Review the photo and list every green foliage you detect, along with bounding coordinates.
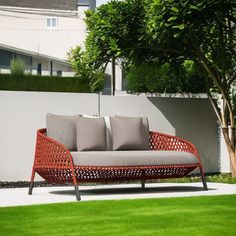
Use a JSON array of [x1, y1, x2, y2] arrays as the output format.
[[78, 0, 236, 172], [10, 58, 26, 77], [69, 0, 146, 91], [0, 74, 90, 93], [154, 173, 236, 184], [145, 0, 236, 73], [143, 0, 236, 113], [143, 0, 236, 170], [126, 60, 206, 93], [68, 46, 104, 92], [84, 0, 145, 67], [71, 0, 235, 97]]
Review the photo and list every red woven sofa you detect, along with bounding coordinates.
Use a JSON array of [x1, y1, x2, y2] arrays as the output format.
[[29, 128, 208, 201]]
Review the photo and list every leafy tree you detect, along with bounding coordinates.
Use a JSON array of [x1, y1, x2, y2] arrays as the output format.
[[126, 60, 207, 93], [71, 0, 236, 175], [144, 0, 236, 176], [69, 0, 147, 93], [84, 0, 146, 69], [68, 46, 104, 92]]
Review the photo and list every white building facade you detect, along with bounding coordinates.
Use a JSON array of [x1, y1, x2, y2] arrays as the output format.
[[0, 0, 94, 76], [0, 0, 123, 93]]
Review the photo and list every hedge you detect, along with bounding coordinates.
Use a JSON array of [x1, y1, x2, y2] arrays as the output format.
[[0, 74, 91, 93]]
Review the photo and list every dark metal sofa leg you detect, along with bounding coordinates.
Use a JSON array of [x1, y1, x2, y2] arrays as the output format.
[[74, 184, 81, 201], [201, 175, 208, 191], [200, 166, 208, 191], [28, 169, 35, 195], [141, 180, 145, 190]]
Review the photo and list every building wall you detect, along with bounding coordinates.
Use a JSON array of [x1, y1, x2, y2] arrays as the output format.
[[31, 57, 49, 75], [0, 49, 74, 76], [0, 0, 77, 11], [0, 4, 125, 81], [0, 8, 87, 60], [104, 62, 123, 94], [0, 91, 98, 181], [0, 91, 224, 181], [52, 61, 74, 77], [31, 57, 74, 76]]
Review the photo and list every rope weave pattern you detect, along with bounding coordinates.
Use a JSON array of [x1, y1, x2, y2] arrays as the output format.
[[33, 129, 201, 184]]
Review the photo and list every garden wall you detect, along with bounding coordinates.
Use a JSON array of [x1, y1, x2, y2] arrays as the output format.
[[0, 91, 228, 181]]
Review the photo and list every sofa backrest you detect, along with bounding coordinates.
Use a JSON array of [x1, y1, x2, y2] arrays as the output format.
[[46, 113, 150, 151], [46, 113, 78, 151]]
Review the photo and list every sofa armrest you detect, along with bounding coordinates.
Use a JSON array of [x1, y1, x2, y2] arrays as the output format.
[[149, 131, 200, 161], [33, 128, 74, 169]]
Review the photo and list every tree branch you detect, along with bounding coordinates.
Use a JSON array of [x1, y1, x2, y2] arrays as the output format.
[[228, 70, 236, 85], [102, 59, 110, 73], [222, 127, 233, 151], [137, 45, 190, 57], [218, 21, 226, 77], [227, 14, 236, 25], [193, 45, 235, 131], [207, 91, 222, 124]]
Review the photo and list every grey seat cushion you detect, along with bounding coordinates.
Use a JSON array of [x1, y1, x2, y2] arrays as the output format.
[[71, 150, 199, 167]]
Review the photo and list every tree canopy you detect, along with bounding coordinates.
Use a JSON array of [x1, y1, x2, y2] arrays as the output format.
[[69, 0, 236, 175]]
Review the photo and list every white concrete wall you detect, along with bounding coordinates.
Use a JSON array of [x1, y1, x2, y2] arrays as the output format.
[[0, 91, 98, 181], [105, 62, 123, 92], [220, 126, 231, 173], [0, 8, 87, 60], [100, 95, 221, 174], [0, 91, 225, 181]]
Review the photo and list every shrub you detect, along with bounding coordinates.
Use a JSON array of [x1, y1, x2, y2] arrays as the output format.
[[68, 46, 104, 92], [0, 74, 90, 93], [10, 59, 26, 77]]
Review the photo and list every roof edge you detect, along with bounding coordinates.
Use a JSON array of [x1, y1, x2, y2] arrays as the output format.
[[0, 43, 71, 65]]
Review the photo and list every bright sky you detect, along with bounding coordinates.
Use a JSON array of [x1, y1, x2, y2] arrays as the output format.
[[96, 0, 110, 7]]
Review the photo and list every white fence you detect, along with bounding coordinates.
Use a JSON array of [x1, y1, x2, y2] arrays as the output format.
[[0, 91, 229, 181]]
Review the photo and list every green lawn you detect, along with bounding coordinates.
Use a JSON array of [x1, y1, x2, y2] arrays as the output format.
[[0, 195, 236, 236]]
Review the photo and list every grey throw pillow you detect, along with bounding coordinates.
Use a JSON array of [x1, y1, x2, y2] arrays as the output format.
[[115, 115, 149, 148], [46, 113, 78, 151], [76, 117, 107, 151], [82, 115, 112, 151], [110, 116, 149, 150]]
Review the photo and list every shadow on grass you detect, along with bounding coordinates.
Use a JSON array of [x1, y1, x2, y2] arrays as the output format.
[[50, 185, 214, 196]]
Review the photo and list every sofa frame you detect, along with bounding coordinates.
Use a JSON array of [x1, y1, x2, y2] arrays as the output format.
[[29, 128, 208, 201]]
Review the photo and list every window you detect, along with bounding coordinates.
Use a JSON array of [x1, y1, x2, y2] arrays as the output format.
[[15, 53, 32, 69], [47, 17, 57, 28], [37, 63, 42, 75], [56, 70, 62, 77], [77, 0, 96, 10], [0, 49, 13, 68]]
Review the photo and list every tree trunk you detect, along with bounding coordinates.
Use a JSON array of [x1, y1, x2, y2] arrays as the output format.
[[227, 148, 236, 177], [222, 128, 236, 177]]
